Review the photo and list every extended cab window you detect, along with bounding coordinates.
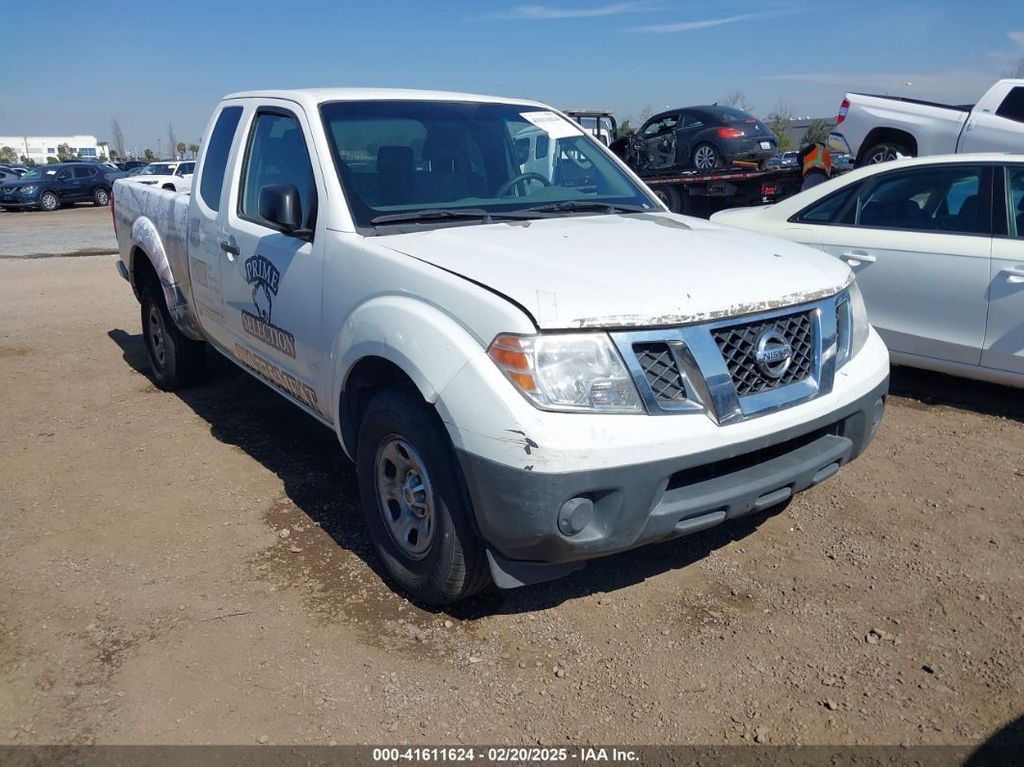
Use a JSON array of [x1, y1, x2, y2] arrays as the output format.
[[996, 87, 1024, 123], [241, 111, 317, 231], [198, 105, 242, 212], [850, 165, 988, 235]]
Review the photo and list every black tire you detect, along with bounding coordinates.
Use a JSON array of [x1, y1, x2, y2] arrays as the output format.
[[39, 191, 59, 211], [139, 282, 205, 390], [93, 187, 110, 206], [691, 142, 721, 171], [652, 184, 682, 213], [859, 141, 912, 167], [356, 387, 491, 605]]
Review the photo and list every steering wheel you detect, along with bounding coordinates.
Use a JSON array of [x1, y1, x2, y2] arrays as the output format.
[[496, 172, 551, 197]]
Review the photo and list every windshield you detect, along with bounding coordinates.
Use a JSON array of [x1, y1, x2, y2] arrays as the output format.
[[140, 164, 172, 175], [320, 100, 656, 231], [20, 168, 55, 181]]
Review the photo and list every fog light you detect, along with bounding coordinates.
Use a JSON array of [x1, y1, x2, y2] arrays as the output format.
[[557, 497, 594, 536]]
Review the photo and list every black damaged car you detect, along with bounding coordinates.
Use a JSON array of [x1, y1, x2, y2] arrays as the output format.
[[613, 105, 778, 174]]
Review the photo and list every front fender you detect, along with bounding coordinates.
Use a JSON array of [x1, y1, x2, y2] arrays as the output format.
[[331, 295, 487, 447]]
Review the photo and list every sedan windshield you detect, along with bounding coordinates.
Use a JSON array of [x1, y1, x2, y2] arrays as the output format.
[[320, 100, 657, 230], [140, 164, 172, 175]]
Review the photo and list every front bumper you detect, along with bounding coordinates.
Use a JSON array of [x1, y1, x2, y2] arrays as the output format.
[[0, 198, 39, 209], [459, 375, 887, 587]]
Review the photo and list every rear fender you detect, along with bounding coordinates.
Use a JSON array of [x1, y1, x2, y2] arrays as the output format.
[[129, 216, 204, 341]]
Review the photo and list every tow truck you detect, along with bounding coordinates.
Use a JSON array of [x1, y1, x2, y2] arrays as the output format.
[[567, 109, 802, 217]]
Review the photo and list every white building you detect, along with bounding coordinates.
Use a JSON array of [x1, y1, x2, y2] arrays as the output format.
[[0, 135, 109, 165]]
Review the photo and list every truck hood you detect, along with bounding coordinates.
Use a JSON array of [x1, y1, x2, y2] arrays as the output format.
[[375, 212, 852, 329]]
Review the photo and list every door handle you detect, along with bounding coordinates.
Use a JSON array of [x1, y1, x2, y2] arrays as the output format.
[[839, 251, 876, 265], [1001, 266, 1024, 283], [219, 240, 239, 256]]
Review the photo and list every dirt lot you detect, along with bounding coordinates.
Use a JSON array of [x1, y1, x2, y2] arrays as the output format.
[[0, 206, 117, 258], [0, 247, 1022, 748]]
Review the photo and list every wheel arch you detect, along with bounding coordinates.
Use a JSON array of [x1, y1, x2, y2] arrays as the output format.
[[332, 295, 488, 458], [856, 128, 918, 165]]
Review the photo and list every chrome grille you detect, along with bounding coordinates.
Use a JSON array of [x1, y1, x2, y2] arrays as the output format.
[[712, 311, 815, 397], [634, 343, 687, 404]]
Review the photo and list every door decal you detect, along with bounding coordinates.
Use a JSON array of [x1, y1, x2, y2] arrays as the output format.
[[243, 254, 280, 323], [239, 253, 296, 357]]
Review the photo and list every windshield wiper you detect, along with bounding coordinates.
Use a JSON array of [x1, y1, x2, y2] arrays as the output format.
[[505, 201, 651, 217], [370, 208, 492, 225]]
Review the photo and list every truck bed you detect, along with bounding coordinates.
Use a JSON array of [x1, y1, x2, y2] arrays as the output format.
[[849, 93, 973, 113]]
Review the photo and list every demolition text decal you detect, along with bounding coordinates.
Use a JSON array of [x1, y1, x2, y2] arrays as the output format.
[[244, 255, 280, 323], [233, 344, 323, 416]]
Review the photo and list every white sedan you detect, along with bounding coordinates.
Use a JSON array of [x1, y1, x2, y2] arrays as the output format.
[[712, 153, 1024, 387], [118, 160, 195, 192]]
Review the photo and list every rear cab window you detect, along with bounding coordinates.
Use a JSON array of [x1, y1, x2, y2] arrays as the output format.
[[198, 105, 243, 212]]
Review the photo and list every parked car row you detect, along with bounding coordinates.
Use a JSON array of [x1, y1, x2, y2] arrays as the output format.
[[0, 159, 196, 211], [0, 162, 125, 211]]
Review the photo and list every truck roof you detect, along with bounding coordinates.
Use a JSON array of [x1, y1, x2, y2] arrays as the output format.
[[223, 87, 547, 108]]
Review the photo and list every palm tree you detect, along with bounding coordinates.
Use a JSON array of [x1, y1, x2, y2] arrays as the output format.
[[188, 143, 200, 159]]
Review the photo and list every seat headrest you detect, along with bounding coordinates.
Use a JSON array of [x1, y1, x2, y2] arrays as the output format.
[[377, 145, 414, 175], [423, 125, 468, 165]]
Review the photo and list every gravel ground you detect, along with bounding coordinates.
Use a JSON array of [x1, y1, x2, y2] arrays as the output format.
[[0, 254, 1021, 748], [0, 206, 117, 258]]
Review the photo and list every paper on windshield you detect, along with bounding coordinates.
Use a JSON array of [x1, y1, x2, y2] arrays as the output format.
[[520, 111, 583, 140]]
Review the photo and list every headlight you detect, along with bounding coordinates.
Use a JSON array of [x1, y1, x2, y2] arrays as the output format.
[[835, 280, 869, 368], [18, 185, 38, 195], [488, 333, 643, 413]]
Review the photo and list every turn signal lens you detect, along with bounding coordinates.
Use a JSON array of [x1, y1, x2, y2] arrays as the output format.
[[487, 333, 642, 413]]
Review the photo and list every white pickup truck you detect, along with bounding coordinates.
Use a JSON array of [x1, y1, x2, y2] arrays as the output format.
[[830, 79, 1024, 166], [112, 88, 889, 604]]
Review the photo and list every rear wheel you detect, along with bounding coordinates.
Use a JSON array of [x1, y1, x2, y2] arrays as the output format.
[[860, 141, 911, 166], [140, 283, 205, 390], [691, 142, 721, 171], [39, 191, 58, 211], [93, 187, 109, 206], [356, 387, 491, 605]]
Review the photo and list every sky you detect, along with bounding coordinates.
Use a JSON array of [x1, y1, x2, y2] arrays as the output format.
[[1, 0, 1022, 156]]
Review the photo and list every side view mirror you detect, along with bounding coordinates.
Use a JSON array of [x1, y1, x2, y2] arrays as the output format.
[[258, 183, 306, 235]]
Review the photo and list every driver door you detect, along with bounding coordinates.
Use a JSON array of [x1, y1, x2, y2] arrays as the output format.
[[642, 114, 679, 171], [220, 103, 330, 421]]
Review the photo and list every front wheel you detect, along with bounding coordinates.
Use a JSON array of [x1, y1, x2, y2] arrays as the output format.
[[356, 388, 491, 605], [140, 283, 206, 390], [691, 142, 721, 171], [93, 187, 109, 206], [39, 191, 59, 211]]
